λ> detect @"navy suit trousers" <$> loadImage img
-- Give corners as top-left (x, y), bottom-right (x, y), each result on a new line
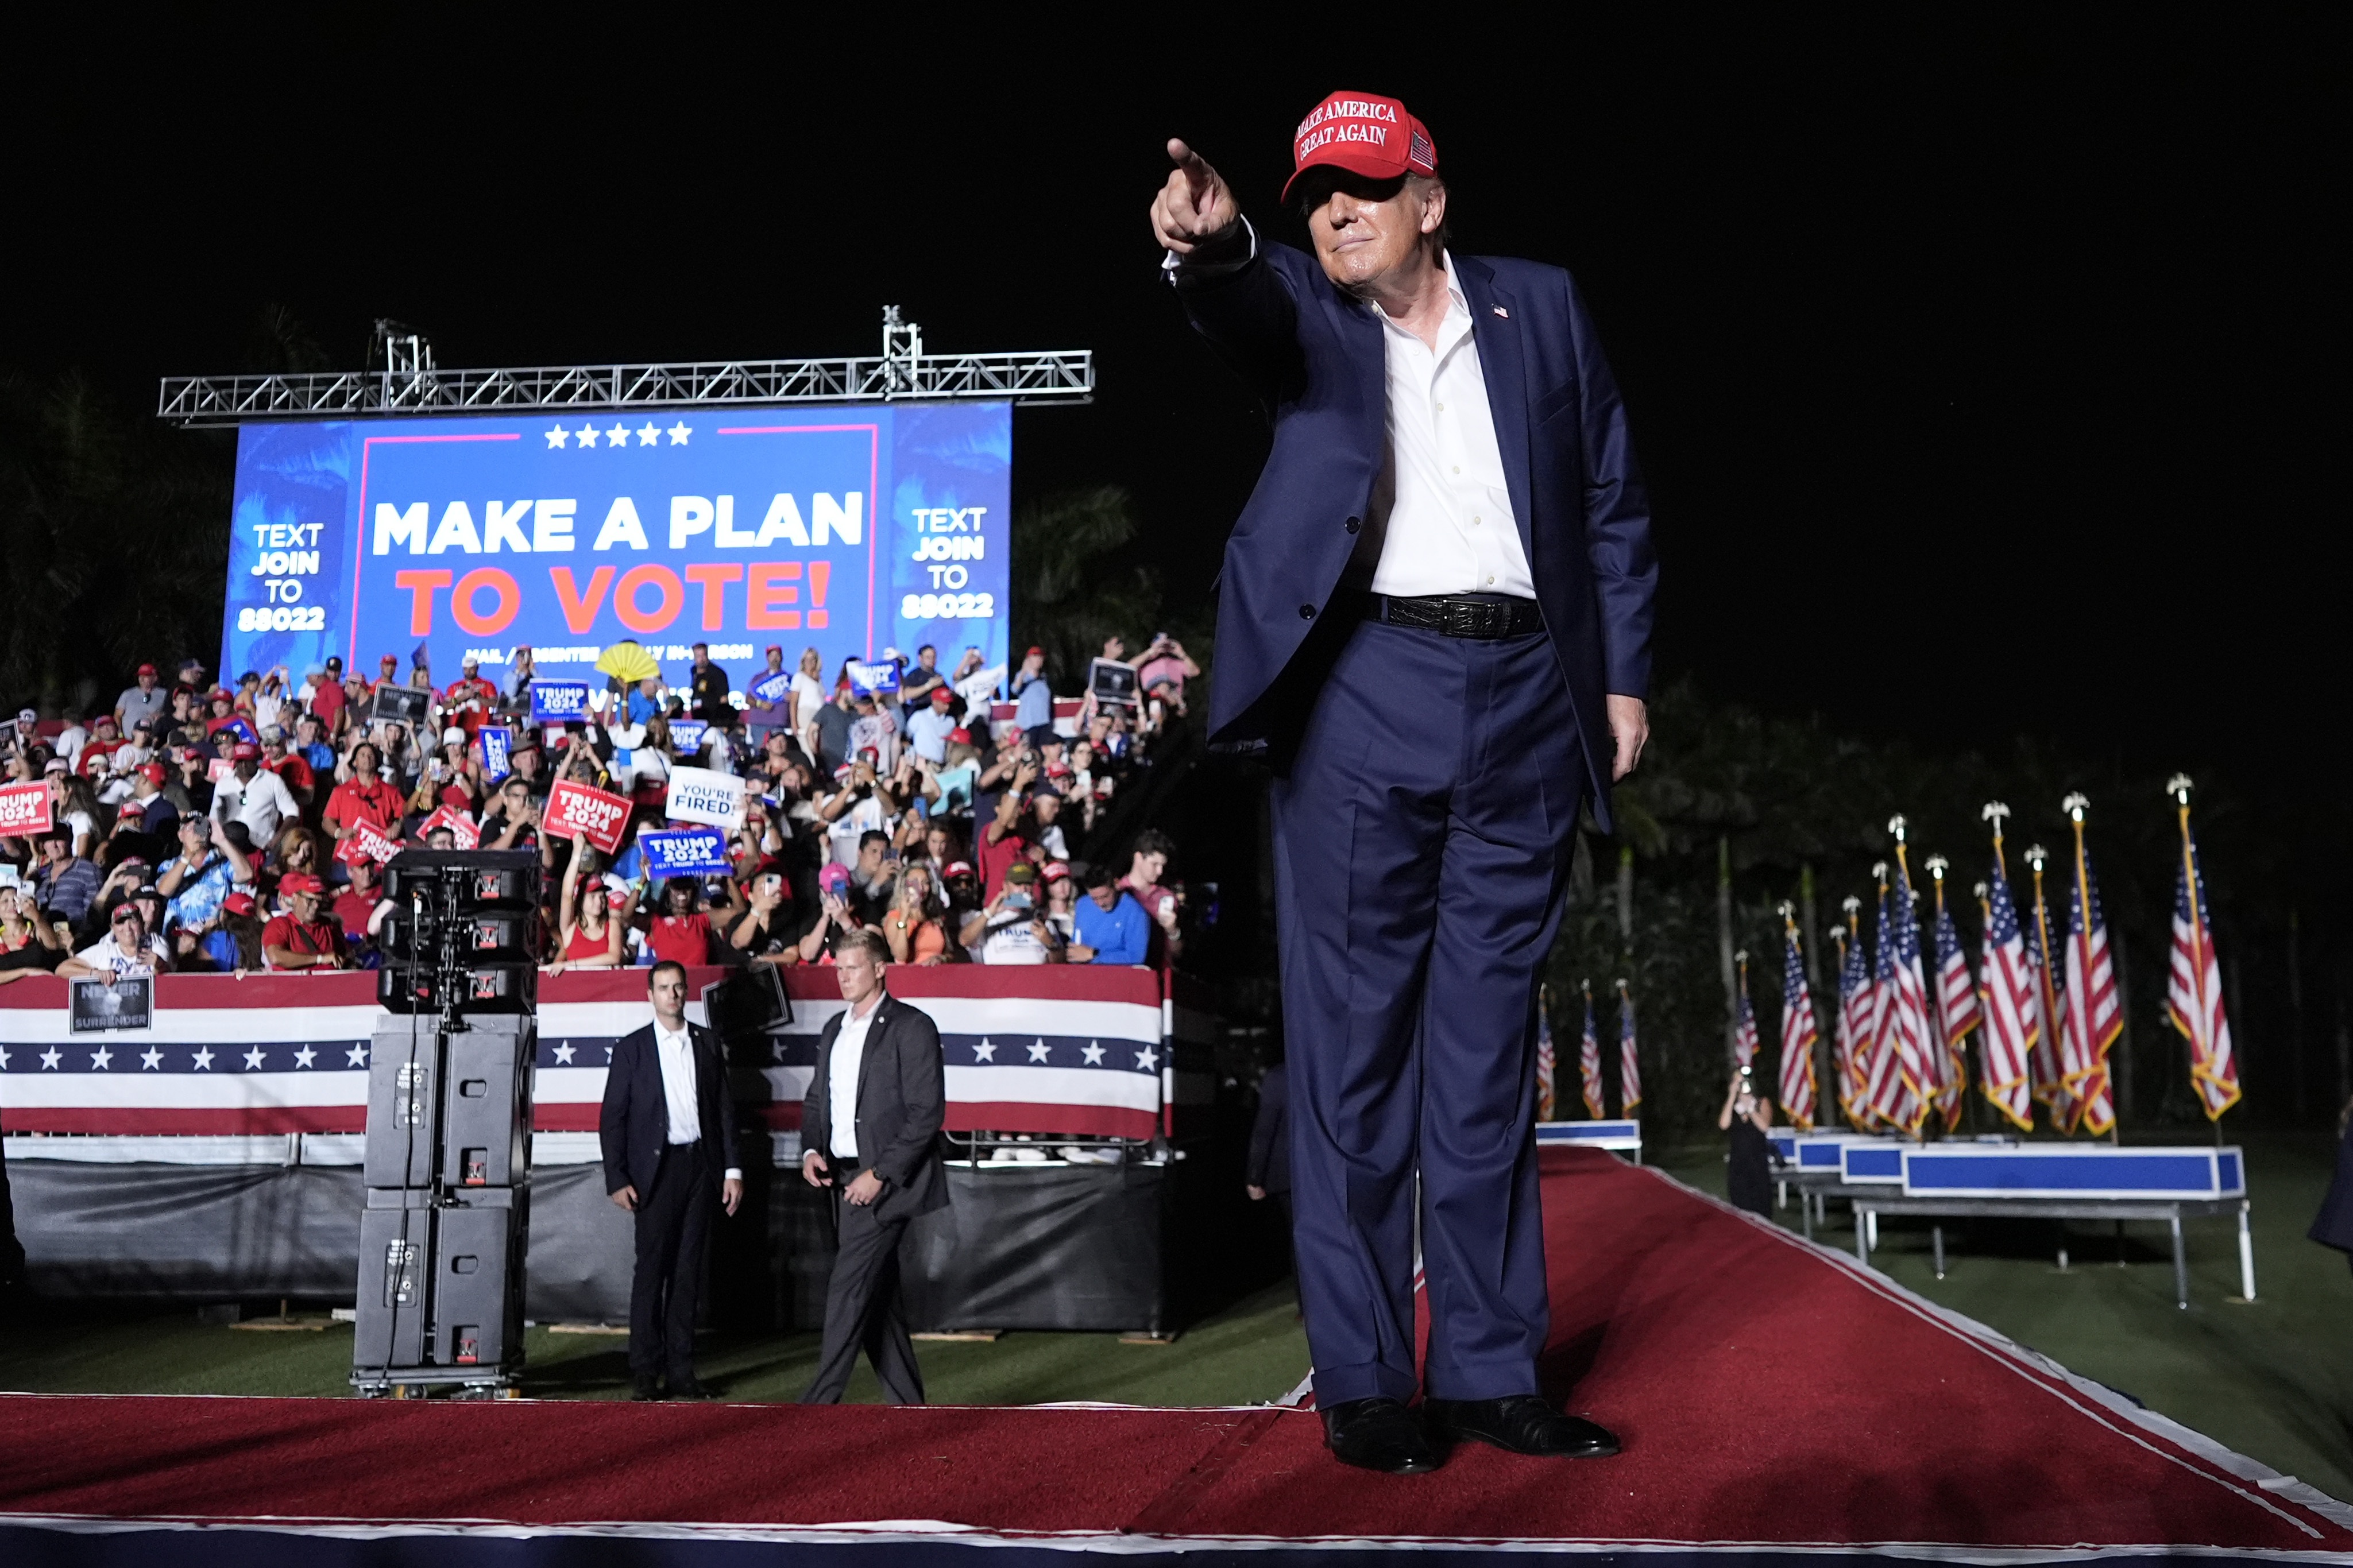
top-left (1270, 617), bottom-right (1580, 1408)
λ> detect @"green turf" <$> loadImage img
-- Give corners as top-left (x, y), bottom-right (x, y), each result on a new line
top-left (1655, 1130), bottom-right (2353, 1501)
top-left (0, 1278), bottom-right (1311, 1409)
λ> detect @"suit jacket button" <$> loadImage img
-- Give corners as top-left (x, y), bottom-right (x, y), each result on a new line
top-left (1343, 516), bottom-right (1361, 534)
top-left (1299, 604), bottom-right (1315, 619)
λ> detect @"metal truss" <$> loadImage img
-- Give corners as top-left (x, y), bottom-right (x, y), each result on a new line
top-left (157, 308), bottom-right (1092, 427)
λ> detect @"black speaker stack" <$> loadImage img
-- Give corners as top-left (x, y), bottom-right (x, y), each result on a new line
top-left (351, 849), bottom-right (543, 1398)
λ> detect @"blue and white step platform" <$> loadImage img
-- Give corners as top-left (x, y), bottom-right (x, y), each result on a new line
top-left (1535, 1119), bottom-right (1642, 1162)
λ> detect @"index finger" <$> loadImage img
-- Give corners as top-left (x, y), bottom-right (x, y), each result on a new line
top-left (1167, 137), bottom-right (1212, 201)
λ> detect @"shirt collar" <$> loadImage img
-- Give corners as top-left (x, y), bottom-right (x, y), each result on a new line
top-left (1374, 253), bottom-right (1473, 349)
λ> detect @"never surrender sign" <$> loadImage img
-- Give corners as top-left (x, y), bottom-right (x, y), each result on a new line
top-left (545, 778), bottom-right (631, 854)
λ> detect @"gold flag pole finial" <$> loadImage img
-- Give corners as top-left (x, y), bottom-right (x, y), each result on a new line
top-left (2166, 773), bottom-right (2193, 809)
top-left (1888, 814), bottom-right (1909, 844)
top-left (2062, 791), bottom-right (2091, 825)
top-left (2024, 843), bottom-right (2049, 876)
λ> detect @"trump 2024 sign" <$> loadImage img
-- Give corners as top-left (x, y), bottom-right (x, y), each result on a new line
top-left (219, 402), bottom-right (1010, 688)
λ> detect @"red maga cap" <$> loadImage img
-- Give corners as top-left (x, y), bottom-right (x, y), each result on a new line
top-left (1282, 90), bottom-right (1438, 203)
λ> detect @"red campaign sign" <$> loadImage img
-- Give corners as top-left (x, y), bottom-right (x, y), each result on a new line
top-left (334, 819), bottom-right (400, 866)
top-left (418, 805), bottom-right (480, 849)
top-left (0, 782), bottom-right (53, 837)
top-left (544, 779), bottom-right (631, 855)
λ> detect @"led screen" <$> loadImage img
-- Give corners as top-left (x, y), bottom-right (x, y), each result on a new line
top-left (220, 401), bottom-right (1010, 687)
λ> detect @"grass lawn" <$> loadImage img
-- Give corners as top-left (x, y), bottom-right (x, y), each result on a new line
top-left (1656, 1128), bottom-right (2353, 1501)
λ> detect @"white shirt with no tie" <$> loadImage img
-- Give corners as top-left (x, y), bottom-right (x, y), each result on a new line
top-left (653, 1021), bottom-right (741, 1180)
top-left (828, 997), bottom-right (883, 1159)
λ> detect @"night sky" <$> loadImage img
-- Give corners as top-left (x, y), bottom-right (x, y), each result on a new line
top-left (10, 16), bottom-right (2338, 781)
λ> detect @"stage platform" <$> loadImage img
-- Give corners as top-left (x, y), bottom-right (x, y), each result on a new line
top-left (2, 1147), bottom-right (2346, 1566)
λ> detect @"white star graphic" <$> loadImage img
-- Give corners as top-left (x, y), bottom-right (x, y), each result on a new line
top-left (0, 1046), bottom-right (11, 1069)
top-left (90, 1047), bottom-right (113, 1071)
top-left (637, 423), bottom-right (661, 446)
top-left (1081, 1042), bottom-right (1106, 1066)
top-left (1134, 1047), bottom-right (1159, 1071)
top-left (40, 1048), bottom-right (62, 1070)
top-left (192, 1047), bottom-right (215, 1071)
top-left (971, 1039), bottom-right (996, 1062)
top-left (545, 426), bottom-right (570, 449)
top-left (140, 1048), bottom-right (163, 1070)
top-left (666, 421), bottom-right (691, 445)
top-left (577, 423), bottom-right (600, 448)
top-left (553, 1043), bottom-right (576, 1064)
top-left (606, 423), bottom-right (631, 448)
top-left (243, 1047), bottom-right (267, 1070)
top-left (1027, 1040), bottom-right (1052, 1063)
top-left (346, 1044), bottom-right (369, 1067)
top-left (293, 1046), bottom-right (317, 1069)
top-left (604, 1044), bottom-right (615, 1062)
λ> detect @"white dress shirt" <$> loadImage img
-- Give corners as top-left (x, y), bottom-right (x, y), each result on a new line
top-left (654, 1022), bottom-right (741, 1179)
top-left (1366, 256), bottom-right (1537, 601)
top-left (828, 998), bottom-right (882, 1159)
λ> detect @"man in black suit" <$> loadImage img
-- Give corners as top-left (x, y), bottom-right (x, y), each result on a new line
top-left (600, 959), bottom-right (743, 1400)
top-left (799, 928), bottom-right (948, 1403)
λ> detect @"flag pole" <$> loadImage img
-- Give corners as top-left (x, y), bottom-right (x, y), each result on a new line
top-left (2170, 773), bottom-right (2227, 1149)
top-left (2064, 793), bottom-right (2122, 1147)
top-left (2025, 842), bottom-right (2069, 1137)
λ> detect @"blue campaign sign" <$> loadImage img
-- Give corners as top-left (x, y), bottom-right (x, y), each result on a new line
top-left (748, 670), bottom-right (792, 706)
top-left (478, 725), bottom-right (514, 781)
top-left (639, 826), bottom-right (733, 878)
top-left (219, 401), bottom-right (1013, 697)
top-left (531, 682), bottom-right (590, 723)
top-left (667, 719), bottom-right (709, 754)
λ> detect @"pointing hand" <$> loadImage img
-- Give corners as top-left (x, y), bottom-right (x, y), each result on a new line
top-left (1149, 138), bottom-right (1239, 253)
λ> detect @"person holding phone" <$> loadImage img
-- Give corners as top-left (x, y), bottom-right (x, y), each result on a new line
top-left (728, 864), bottom-right (795, 969)
top-left (958, 862), bottom-right (1061, 965)
top-left (1718, 1067), bottom-right (1777, 1217)
top-left (796, 861), bottom-right (866, 965)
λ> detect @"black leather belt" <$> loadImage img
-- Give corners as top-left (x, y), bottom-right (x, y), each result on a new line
top-left (1363, 593), bottom-right (1544, 639)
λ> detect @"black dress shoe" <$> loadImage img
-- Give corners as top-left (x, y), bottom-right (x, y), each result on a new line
top-left (1424, 1395), bottom-right (1620, 1458)
top-left (668, 1377), bottom-right (717, 1400)
top-left (631, 1377), bottom-right (662, 1401)
top-left (1322, 1396), bottom-right (1441, 1474)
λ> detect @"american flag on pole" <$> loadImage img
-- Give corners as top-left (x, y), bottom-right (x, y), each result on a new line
top-left (1732, 951), bottom-right (1761, 1072)
top-left (2164, 777), bottom-right (2240, 1120)
top-left (1887, 839), bottom-right (1938, 1136)
top-left (1535, 988), bottom-right (1557, 1122)
top-left (2024, 847), bottom-right (2077, 1131)
top-left (1927, 857), bottom-right (1980, 1132)
top-left (1973, 810), bottom-right (2038, 1132)
top-left (1777, 913), bottom-right (1818, 1132)
top-left (1616, 979), bottom-right (1642, 1114)
top-left (1578, 982), bottom-right (1606, 1119)
top-left (1834, 908), bottom-right (1874, 1129)
top-left (1861, 872), bottom-right (1915, 1131)
top-left (2061, 795), bottom-right (2121, 1137)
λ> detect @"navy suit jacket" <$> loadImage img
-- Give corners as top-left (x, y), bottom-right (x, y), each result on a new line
top-left (599, 1021), bottom-right (742, 1200)
top-left (801, 992), bottom-right (949, 1224)
top-left (1172, 234), bottom-right (1656, 827)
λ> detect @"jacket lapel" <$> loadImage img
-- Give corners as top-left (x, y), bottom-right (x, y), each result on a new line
top-left (1454, 256), bottom-right (1536, 568)
top-left (850, 996), bottom-right (889, 1126)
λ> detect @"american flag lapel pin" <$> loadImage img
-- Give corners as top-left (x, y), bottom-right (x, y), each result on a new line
top-left (1492, 305), bottom-right (1509, 319)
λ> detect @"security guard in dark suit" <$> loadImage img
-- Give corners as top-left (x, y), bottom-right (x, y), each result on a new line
top-left (600, 959), bottom-right (743, 1400)
top-left (798, 928), bottom-right (949, 1403)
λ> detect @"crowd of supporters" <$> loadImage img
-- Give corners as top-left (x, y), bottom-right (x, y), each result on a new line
top-left (0, 634), bottom-right (1200, 982)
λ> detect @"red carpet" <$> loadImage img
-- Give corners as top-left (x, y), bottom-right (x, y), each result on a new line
top-left (1, 1148), bottom-right (2344, 1564)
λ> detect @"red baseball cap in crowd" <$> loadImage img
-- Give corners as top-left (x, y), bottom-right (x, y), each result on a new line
top-left (280, 873), bottom-right (323, 897)
top-left (1041, 860), bottom-right (1071, 884)
top-left (1281, 89), bottom-right (1439, 203)
top-left (942, 860), bottom-right (975, 880)
top-left (230, 741), bottom-right (260, 761)
top-left (222, 891), bottom-right (258, 917)
top-left (929, 687), bottom-right (954, 707)
top-left (948, 727), bottom-right (971, 745)
top-left (380, 654), bottom-right (398, 669)
top-left (136, 663), bottom-right (157, 677)
top-left (138, 762), bottom-right (167, 784)
top-left (1025, 646), bottom-right (1044, 659)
